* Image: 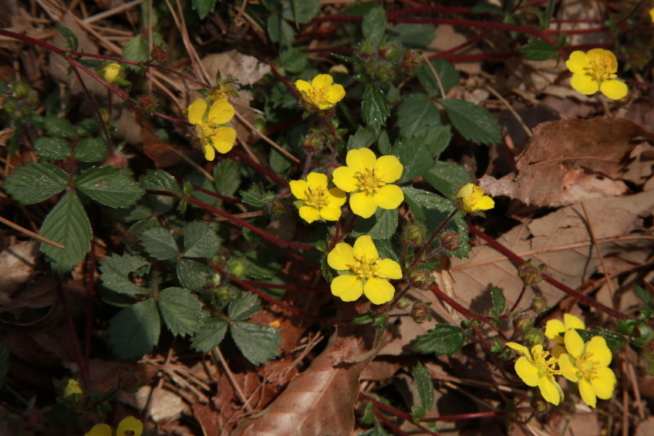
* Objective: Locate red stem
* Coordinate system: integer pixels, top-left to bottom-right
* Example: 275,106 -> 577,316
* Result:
372,408 -> 411,436
239,280 -> 329,292
84,243 -> 96,376
428,30 -> 493,60
409,209 -> 459,271
229,148 -> 289,187
190,183 -> 242,204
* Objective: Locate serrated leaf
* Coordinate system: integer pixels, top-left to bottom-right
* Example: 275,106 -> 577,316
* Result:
213,160 -> 240,197
491,287 -> 506,315
393,136 -> 434,183
141,227 -> 179,260
3,162 -> 69,204
282,0 -> 321,25
74,136 -> 108,162
362,6 -> 386,44
158,287 -> 205,337
34,137 -> 70,160
182,221 -> 220,258
107,299 -> 160,360
192,318 -> 229,352
142,169 -> 181,193
176,259 -> 209,290
267,14 -> 295,47
270,146 -> 292,174
240,186 -> 267,207
351,208 -> 398,240
412,324 -> 466,356
231,321 -> 281,365
389,23 -> 435,48
56,24 -> 78,52
374,239 -> 400,263
279,48 -> 308,74
575,328 -> 626,352
439,98 -> 502,145
519,39 -> 558,61
396,94 -> 441,138
0,342 -> 8,389
192,0 -> 216,19
100,253 -> 150,295
412,362 -> 434,411
347,125 -> 379,151
377,130 -> 392,155
123,35 -> 149,65
362,84 -> 390,131
76,166 -> 144,208
43,116 -> 75,138
424,161 -> 472,197
40,191 -> 92,273
416,59 -> 460,97
228,291 -> 261,321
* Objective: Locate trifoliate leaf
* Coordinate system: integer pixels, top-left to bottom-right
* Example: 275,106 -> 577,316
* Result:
231,321 -> 281,365
123,35 -> 149,65
141,227 -> 179,260
416,58 -> 460,97
267,14 -> 295,47
182,221 -> 220,258
158,287 -> 205,337
33,137 -> 70,160
107,299 -> 160,360
396,93 -> 441,138
42,116 -> 75,138
439,98 -> 502,144
99,253 -> 150,295
74,136 -> 108,162
412,324 -> 466,356
76,166 -> 145,208
228,292 -> 261,321
192,318 -> 229,353
142,169 -> 181,194
282,0 -> 320,25
3,162 -> 69,204
362,84 -> 390,131
177,259 -> 209,290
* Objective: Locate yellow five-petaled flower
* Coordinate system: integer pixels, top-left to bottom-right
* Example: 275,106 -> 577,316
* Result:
290,172 -> 346,223
187,98 -> 237,161
566,49 -> 628,100
332,148 -> 404,219
295,74 -> 346,111
456,183 -> 494,214
85,416 -> 143,436
327,235 -> 402,305
506,342 -> 564,405
558,330 -> 616,408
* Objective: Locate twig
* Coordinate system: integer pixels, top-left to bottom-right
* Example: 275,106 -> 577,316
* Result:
580,202 -> 615,299
213,347 -> 253,413
82,0 -> 145,23
423,53 -> 446,97
484,83 -> 532,139
234,111 -> 300,163
0,215 -> 65,248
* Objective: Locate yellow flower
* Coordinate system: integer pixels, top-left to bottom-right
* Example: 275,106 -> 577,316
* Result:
506,342 -> 564,405
456,183 -> 494,214
649,7 -> 654,23
332,148 -> 404,219
558,330 -> 616,408
295,74 -> 346,111
63,379 -> 83,397
85,417 -> 143,436
566,49 -> 628,100
545,313 -> 585,345
187,98 -> 237,161
327,235 -> 402,304
290,172 -> 347,223
103,63 -> 122,84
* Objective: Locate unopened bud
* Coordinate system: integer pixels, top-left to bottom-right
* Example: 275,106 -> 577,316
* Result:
378,42 -> 402,61
359,40 -> 376,57
531,396 -> 551,414
440,231 -> 461,252
523,329 -> 545,347
513,313 -> 533,333
151,45 -> 168,63
411,301 -> 432,323
63,379 -> 83,398
409,269 -> 431,289
302,130 -> 323,153
228,259 -> 248,278
518,259 -> 545,286
531,295 -> 548,314
374,64 -> 394,83
270,198 -> 287,217
103,63 -> 122,84
137,93 -> 159,113
404,221 -> 426,246
395,297 -> 410,310
10,81 -> 29,98
402,50 -> 421,75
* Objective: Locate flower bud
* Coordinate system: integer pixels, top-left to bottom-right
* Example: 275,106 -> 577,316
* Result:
228,259 -> 248,278
359,40 -> 376,57
402,50 -> 421,75
63,379 -> 83,398
440,231 -> 461,252
395,297 -> 410,310
374,64 -> 395,83
523,329 -> 545,347
378,42 -> 402,61
518,260 -> 545,286
137,93 -> 159,113
512,313 -> 533,333
531,396 -> 551,414
411,301 -> 432,323
10,81 -> 29,98
531,295 -> 549,314
403,221 -> 426,246
409,269 -> 431,289
151,45 -> 168,63
103,63 -> 122,84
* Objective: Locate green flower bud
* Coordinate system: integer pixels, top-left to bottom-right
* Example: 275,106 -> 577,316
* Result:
228,259 -> 248,278
512,313 -> 533,333
374,64 -> 395,83
518,259 -> 545,286
531,295 -> 548,314
403,221 -> 426,246
523,328 -> 545,347
409,269 -> 431,289
359,40 -> 376,57
395,297 -> 410,310
440,231 -> 461,252
378,42 -> 402,61
411,301 -> 432,323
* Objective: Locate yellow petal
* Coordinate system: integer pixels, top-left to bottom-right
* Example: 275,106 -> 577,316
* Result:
306,172 -> 328,188
373,185 -> 404,210
86,424 -> 112,436
566,51 -> 590,74
311,74 -> 334,89
299,206 -> 321,223
563,314 -> 585,331
579,377 -> 597,408
295,80 -> 311,93
202,143 -> 216,161
514,356 -> 539,386
353,235 -> 379,260
538,376 -> 562,405
600,80 -> 628,100
327,84 -> 346,104
319,205 -> 342,221
332,166 -> 358,192
350,192 -> 377,218
552,344 -> 567,359
364,277 -> 395,305
558,353 -> 580,382
570,74 -> 600,95
104,63 -> 121,84
331,274 -> 363,301
564,329 -> 585,359
117,417 -> 143,436
375,155 -> 403,183
375,258 -> 403,280
456,183 -> 474,199
650,7 -> 654,23
545,319 -> 566,344
346,148 -> 377,172
210,127 -> 236,154
64,379 -> 83,397
585,336 -> 612,367
474,196 -> 494,211
289,180 -> 309,201
591,367 -> 616,399
207,99 -> 235,125
328,242 -> 354,271
328,188 -> 347,207
188,98 -> 207,125
588,48 -> 617,71
506,342 -> 531,358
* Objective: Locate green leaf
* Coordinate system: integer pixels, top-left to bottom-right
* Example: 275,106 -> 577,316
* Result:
76,166 -> 145,208
416,59 -> 460,97
213,160 -> 241,198
280,48 -> 309,74
56,24 -> 78,52
42,116 -> 75,138
123,35 -> 149,65
0,342 -> 8,389
634,286 -> 654,308
182,221 -> 220,258
362,6 -> 386,44
351,208 -> 398,240
270,146 -> 292,174
141,227 -> 179,260
439,98 -> 502,145
177,259 -> 209,290
74,136 -> 107,162
158,287 -> 205,337
359,426 -> 391,436
491,287 -> 506,315
575,328 -> 626,352
519,39 -> 558,61
192,318 -> 229,352
107,299 -> 160,360
374,239 -> 400,263
362,84 -> 390,131
393,136 -> 434,183
228,292 -> 261,321
99,253 -> 150,295
142,169 -> 181,203
389,23 -> 435,48
267,14 -> 295,47
34,137 -> 70,160
282,0 -> 321,25
412,362 -> 434,411
424,161 -> 472,197
347,125 -> 379,151
231,321 -> 281,365
192,0 -> 216,19
40,191 -> 92,273
377,130 -> 392,155
412,324 -> 466,356
3,162 -> 69,204
396,94 -> 440,138
240,186 -> 267,208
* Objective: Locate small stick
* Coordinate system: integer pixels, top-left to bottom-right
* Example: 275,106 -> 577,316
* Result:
422,54 -> 446,97
0,215 -> 65,248
581,202 -> 615,299
484,83 -> 533,140
234,111 -> 300,163
213,347 -> 253,412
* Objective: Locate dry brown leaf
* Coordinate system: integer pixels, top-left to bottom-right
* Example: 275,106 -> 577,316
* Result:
0,241 -> 39,304
232,325 -> 380,436
481,117 -> 654,207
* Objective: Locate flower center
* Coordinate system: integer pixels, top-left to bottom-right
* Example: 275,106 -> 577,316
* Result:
576,353 -> 600,380
532,348 -> 560,376
303,186 -> 330,209
585,57 -> 617,82
355,168 -> 385,196
307,86 -> 329,105
349,254 -> 379,280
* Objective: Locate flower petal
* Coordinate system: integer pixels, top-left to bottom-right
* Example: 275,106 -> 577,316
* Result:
588,48 -> 617,70
585,336 -> 612,367
506,342 -> 531,358
538,376 -> 562,406
299,206 -> 321,223
552,344 -> 567,359
331,274 -> 363,301
86,424 -> 112,436
188,99 -> 207,125
319,206 -> 342,221
117,417 -> 143,436
373,185 -> 404,210
306,172 -> 328,188
328,242 -> 354,271
209,127 -> 236,154
600,80 -> 628,100
353,235 -> 379,260
346,148 -> 377,172
289,180 -> 309,201
545,319 -> 566,344
579,377 -> 597,408
375,258 -> 403,280
570,74 -> 600,95
456,183 -> 474,199
363,277 -> 395,305
566,51 -> 590,74
202,143 -> 216,161
564,329 -> 585,359
312,74 -> 334,89
474,196 -> 494,211
332,166 -> 358,192
327,84 -> 346,104
563,314 -> 585,331
591,367 -> 616,399
295,80 -> 311,93
514,356 -> 539,387
374,155 -> 403,183
328,188 -> 347,207
207,99 -> 235,125
350,192 -> 377,218
558,353 -> 580,382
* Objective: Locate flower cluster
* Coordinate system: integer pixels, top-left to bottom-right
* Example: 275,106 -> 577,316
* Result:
566,49 -> 628,100
295,74 -> 345,111
456,183 -> 494,214
86,417 -> 143,436
187,97 -> 237,161
508,314 -> 616,408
